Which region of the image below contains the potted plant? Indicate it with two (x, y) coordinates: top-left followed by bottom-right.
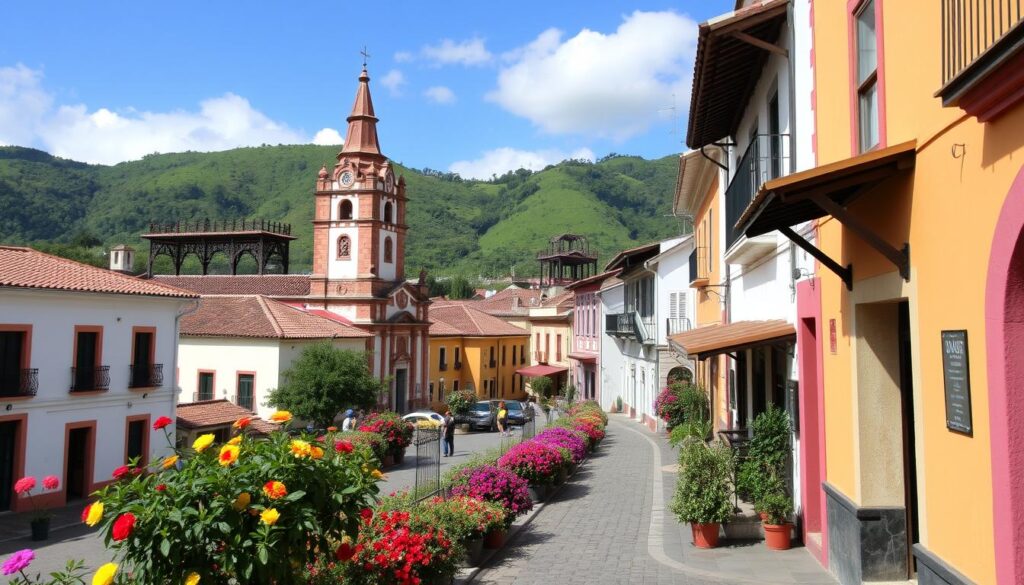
(497, 441), (564, 500)
(14, 475), (60, 541)
(448, 464), (533, 524)
(759, 485), (794, 550)
(358, 411), (414, 465)
(670, 439), (734, 549)
(446, 389), (476, 433)
(614, 396), (623, 413)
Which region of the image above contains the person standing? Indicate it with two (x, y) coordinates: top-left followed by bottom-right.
(442, 410), (455, 457)
(497, 401), (509, 437)
(341, 409), (355, 431)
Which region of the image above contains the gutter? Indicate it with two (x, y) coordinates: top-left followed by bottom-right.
(172, 299), (201, 417)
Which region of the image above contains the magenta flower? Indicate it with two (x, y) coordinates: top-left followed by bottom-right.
(2, 549), (34, 575)
(42, 476), (59, 491)
(450, 465), (532, 522)
(498, 441), (565, 485)
(13, 477), (35, 495)
(535, 428), (588, 464)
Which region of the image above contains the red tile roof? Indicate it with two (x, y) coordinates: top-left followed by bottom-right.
(475, 286), (543, 316)
(176, 399), (277, 433)
(150, 275), (311, 296)
(540, 290), (575, 309)
(429, 302), (529, 337)
(180, 295), (370, 339)
(0, 246), (197, 298)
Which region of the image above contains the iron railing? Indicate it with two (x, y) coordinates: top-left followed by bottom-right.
(237, 393), (254, 411)
(605, 312), (653, 342)
(453, 361), (462, 370)
(0, 368), (38, 397)
(128, 363), (163, 388)
(439, 362), (448, 372)
(725, 134), (791, 250)
(689, 246), (709, 284)
(70, 366), (110, 392)
(413, 427), (442, 504)
(147, 219), (292, 236)
(941, 0), (1024, 87)
(666, 318), (693, 336)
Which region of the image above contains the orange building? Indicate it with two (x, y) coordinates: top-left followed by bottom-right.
(728, 2), (1024, 583)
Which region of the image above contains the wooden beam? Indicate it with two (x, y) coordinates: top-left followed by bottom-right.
(730, 31), (789, 57)
(779, 226), (853, 291)
(812, 196), (911, 281)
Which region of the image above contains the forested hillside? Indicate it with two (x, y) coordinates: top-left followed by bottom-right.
(0, 145), (686, 277)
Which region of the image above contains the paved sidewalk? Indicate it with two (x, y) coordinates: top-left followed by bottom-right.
(471, 415), (837, 585)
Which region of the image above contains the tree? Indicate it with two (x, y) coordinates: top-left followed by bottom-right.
(267, 342), (385, 427)
(529, 376), (553, 398)
(448, 276), (475, 299)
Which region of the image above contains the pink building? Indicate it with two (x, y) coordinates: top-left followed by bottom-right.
(566, 271), (619, 402)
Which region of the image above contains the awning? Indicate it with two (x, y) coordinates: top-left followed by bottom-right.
(668, 320), (795, 360)
(567, 352), (597, 363)
(735, 140), (917, 290)
(516, 365), (568, 377)
(686, 0), (790, 148)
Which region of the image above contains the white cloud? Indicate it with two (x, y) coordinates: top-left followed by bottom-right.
(449, 146), (594, 180)
(0, 64), (337, 165)
(488, 11), (697, 140)
(424, 86), (456, 105)
(394, 51), (414, 63)
(421, 38), (492, 66)
(312, 127), (343, 145)
(379, 69), (405, 95)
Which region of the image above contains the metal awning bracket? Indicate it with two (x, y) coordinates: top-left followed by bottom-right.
(811, 196), (910, 282)
(701, 145), (729, 172)
(779, 226), (853, 291)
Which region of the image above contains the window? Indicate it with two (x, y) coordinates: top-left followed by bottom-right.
(237, 373), (254, 411)
(337, 235), (351, 259)
(383, 237), (393, 264)
(126, 418), (148, 465)
(72, 326), (104, 392)
(428, 382), (434, 402)
(512, 345), (517, 365)
(545, 333), (550, 357)
(339, 199), (353, 220)
(454, 347), (461, 366)
(556, 334), (562, 361)
(501, 345), (506, 366)
(438, 379), (446, 401)
(669, 291), (688, 329)
(521, 344), (526, 364)
(438, 347), (447, 370)
(130, 327), (156, 388)
(384, 202), (393, 223)
(855, 0), (880, 152)
(453, 380), (459, 393)
(0, 328), (29, 396)
(489, 346), (495, 366)
(197, 372), (214, 401)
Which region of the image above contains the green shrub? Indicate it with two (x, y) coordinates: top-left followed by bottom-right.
(736, 406), (792, 511)
(670, 439), (734, 525)
(530, 376), (554, 398)
(446, 389), (477, 416)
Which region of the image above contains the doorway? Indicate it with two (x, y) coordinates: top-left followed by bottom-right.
(131, 330), (153, 387)
(898, 301), (920, 575)
(65, 426), (92, 501)
(394, 369), (407, 414)
(0, 421), (18, 510)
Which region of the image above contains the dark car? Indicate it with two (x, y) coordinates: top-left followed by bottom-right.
(504, 400), (534, 426)
(464, 401), (498, 431)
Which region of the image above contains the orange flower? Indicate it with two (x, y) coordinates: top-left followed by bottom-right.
(232, 492), (251, 511)
(218, 444), (240, 466)
(289, 440), (311, 458)
(268, 411), (292, 423)
(161, 455), (179, 470)
(263, 480), (287, 500)
(233, 417), (252, 429)
(310, 446), (325, 460)
(227, 436), (242, 446)
(326, 426), (338, 432)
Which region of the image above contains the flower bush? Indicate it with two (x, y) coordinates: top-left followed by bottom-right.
(334, 430), (388, 463)
(449, 465), (532, 524)
(497, 441), (564, 486)
(424, 495), (506, 541)
(445, 388), (477, 417)
(87, 413), (381, 584)
(655, 383), (709, 430)
(567, 400), (608, 425)
(358, 412), (414, 457)
(534, 428), (587, 465)
(339, 508), (458, 585)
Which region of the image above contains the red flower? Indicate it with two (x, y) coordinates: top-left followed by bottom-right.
(152, 416), (173, 430)
(233, 417), (252, 430)
(80, 504), (91, 522)
(42, 475), (59, 490)
(13, 476), (35, 495)
(335, 542), (355, 561)
(155, 484), (167, 492)
(335, 440), (354, 454)
(112, 512), (136, 541)
(111, 465), (130, 480)
(360, 508), (373, 522)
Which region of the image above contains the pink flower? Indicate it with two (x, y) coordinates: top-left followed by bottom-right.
(13, 477), (35, 495)
(111, 466), (130, 480)
(42, 476), (59, 491)
(1, 549), (34, 575)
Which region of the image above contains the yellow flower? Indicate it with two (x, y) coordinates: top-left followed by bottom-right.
(370, 469), (384, 480)
(185, 573), (201, 585)
(232, 492), (251, 511)
(227, 436), (242, 446)
(289, 439), (311, 458)
(218, 444), (240, 467)
(310, 446), (325, 460)
(193, 433), (215, 453)
(261, 508), (280, 525)
(161, 455), (179, 470)
(84, 501), (104, 526)
(269, 411), (292, 423)
(92, 563), (117, 585)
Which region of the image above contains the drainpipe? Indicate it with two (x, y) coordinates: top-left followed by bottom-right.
(171, 298), (200, 438)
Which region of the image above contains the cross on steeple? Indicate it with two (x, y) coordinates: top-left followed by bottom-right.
(360, 46), (371, 68)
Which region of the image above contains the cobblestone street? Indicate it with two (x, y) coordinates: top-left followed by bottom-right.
(472, 416), (837, 585)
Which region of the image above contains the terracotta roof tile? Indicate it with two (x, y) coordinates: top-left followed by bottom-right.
(475, 287), (543, 316)
(429, 302), (529, 337)
(0, 246), (197, 298)
(181, 295), (370, 339)
(540, 290), (575, 309)
(176, 399), (276, 433)
(150, 275), (311, 296)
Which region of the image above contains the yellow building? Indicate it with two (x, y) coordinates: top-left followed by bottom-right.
(426, 302), (530, 411)
(725, 2), (1024, 583)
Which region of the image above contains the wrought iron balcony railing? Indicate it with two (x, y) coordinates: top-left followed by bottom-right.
(725, 134), (791, 250)
(489, 359), (497, 368)
(439, 363), (448, 372)
(70, 366), (110, 392)
(605, 312), (654, 343)
(128, 363), (164, 388)
(0, 368), (38, 397)
(940, 0), (1024, 91)
(453, 361), (462, 370)
(666, 318), (693, 336)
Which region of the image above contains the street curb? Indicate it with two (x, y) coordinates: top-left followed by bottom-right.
(454, 446), (594, 584)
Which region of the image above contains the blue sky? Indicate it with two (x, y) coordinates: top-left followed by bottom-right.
(0, 1), (733, 178)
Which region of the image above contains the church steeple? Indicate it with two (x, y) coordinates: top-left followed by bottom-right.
(340, 67), (382, 158)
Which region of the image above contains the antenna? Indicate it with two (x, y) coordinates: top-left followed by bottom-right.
(658, 93), (680, 140)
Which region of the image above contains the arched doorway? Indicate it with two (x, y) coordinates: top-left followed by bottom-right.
(985, 163), (1024, 584)
(666, 366), (693, 386)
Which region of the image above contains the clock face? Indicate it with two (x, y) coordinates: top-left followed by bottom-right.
(340, 171), (354, 187)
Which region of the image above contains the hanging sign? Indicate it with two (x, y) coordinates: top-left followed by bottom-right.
(941, 330), (973, 434)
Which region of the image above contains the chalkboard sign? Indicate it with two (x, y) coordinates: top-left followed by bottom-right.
(941, 330), (972, 434)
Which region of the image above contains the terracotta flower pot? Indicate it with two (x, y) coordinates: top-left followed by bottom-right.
(691, 522), (721, 549)
(383, 454), (395, 468)
(483, 528), (506, 549)
(463, 536), (485, 566)
(393, 450), (405, 465)
(763, 523), (792, 550)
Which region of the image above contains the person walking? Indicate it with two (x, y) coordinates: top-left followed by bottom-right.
(497, 401), (509, 437)
(442, 409), (455, 457)
(341, 409), (355, 431)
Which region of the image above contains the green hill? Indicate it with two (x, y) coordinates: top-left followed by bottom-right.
(0, 145), (685, 277)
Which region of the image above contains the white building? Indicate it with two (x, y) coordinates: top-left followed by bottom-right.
(176, 295), (370, 420)
(0, 246), (196, 512)
(602, 236), (694, 430)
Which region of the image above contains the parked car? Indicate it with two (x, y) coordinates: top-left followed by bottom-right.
(504, 400), (534, 426)
(402, 411), (444, 428)
(464, 401), (498, 431)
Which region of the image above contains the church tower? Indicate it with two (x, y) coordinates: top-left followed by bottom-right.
(309, 66), (430, 413)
